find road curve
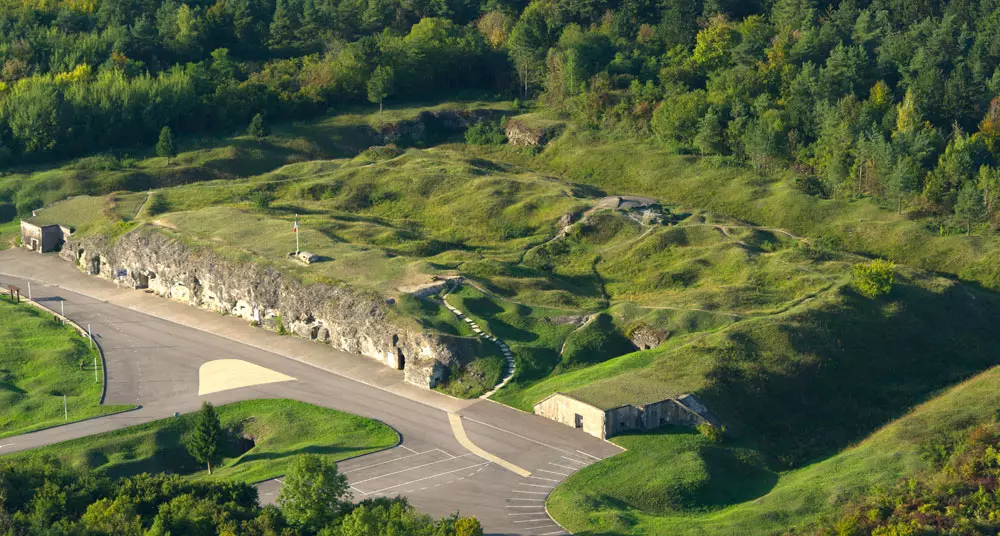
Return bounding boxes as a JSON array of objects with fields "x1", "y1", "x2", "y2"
[{"x1": 0, "y1": 248, "x2": 622, "y2": 536}]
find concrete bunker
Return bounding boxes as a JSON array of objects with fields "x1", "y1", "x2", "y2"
[
  {"x1": 20, "y1": 220, "x2": 71, "y2": 253},
  {"x1": 533, "y1": 392, "x2": 719, "y2": 440}
]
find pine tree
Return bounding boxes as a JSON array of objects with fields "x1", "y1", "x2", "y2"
[
  {"x1": 248, "y1": 113, "x2": 270, "y2": 144},
  {"x1": 156, "y1": 126, "x2": 175, "y2": 165},
  {"x1": 955, "y1": 181, "x2": 987, "y2": 236},
  {"x1": 186, "y1": 401, "x2": 222, "y2": 474},
  {"x1": 694, "y1": 109, "x2": 725, "y2": 155}
]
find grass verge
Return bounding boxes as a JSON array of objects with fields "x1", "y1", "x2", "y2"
[
  {"x1": 0, "y1": 296, "x2": 133, "y2": 438},
  {"x1": 8, "y1": 399, "x2": 398, "y2": 483}
]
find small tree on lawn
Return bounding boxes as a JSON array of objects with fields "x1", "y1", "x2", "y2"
[
  {"x1": 278, "y1": 454, "x2": 350, "y2": 531},
  {"x1": 156, "y1": 126, "x2": 176, "y2": 165},
  {"x1": 454, "y1": 517, "x2": 485, "y2": 536},
  {"x1": 186, "y1": 401, "x2": 222, "y2": 474},
  {"x1": 248, "y1": 113, "x2": 270, "y2": 144},
  {"x1": 851, "y1": 258, "x2": 895, "y2": 299},
  {"x1": 367, "y1": 65, "x2": 395, "y2": 115}
]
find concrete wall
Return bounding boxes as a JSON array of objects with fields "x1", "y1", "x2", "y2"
[
  {"x1": 534, "y1": 394, "x2": 608, "y2": 439},
  {"x1": 20, "y1": 222, "x2": 63, "y2": 253},
  {"x1": 641, "y1": 399, "x2": 705, "y2": 428},
  {"x1": 534, "y1": 393, "x2": 717, "y2": 440},
  {"x1": 605, "y1": 405, "x2": 643, "y2": 438}
]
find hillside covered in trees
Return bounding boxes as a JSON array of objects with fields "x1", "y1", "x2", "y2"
[{"x1": 5, "y1": 0, "x2": 1000, "y2": 231}]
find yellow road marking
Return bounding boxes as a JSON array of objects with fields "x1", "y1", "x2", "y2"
[
  {"x1": 448, "y1": 413, "x2": 531, "y2": 477},
  {"x1": 198, "y1": 359, "x2": 296, "y2": 396}
]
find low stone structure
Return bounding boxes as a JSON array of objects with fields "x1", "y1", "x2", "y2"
[
  {"x1": 61, "y1": 230, "x2": 485, "y2": 388},
  {"x1": 533, "y1": 392, "x2": 718, "y2": 440},
  {"x1": 20, "y1": 220, "x2": 71, "y2": 253}
]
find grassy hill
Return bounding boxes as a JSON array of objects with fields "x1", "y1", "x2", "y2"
[
  {"x1": 10, "y1": 102, "x2": 1000, "y2": 533},
  {"x1": 548, "y1": 363, "x2": 1000, "y2": 535}
]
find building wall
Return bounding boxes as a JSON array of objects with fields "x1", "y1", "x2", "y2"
[
  {"x1": 641, "y1": 399, "x2": 705, "y2": 428},
  {"x1": 20, "y1": 222, "x2": 65, "y2": 253},
  {"x1": 605, "y1": 405, "x2": 643, "y2": 438},
  {"x1": 534, "y1": 394, "x2": 609, "y2": 439}
]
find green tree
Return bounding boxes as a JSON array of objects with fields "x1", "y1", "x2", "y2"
[
  {"x1": 454, "y1": 516, "x2": 485, "y2": 536},
  {"x1": 507, "y1": 2, "x2": 551, "y2": 98},
  {"x1": 851, "y1": 259, "x2": 895, "y2": 299},
  {"x1": 185, "y1": 401, "x2": 222, "y2": 474},
  {"x1": 248, "y1": 113, "x2": 270, "y2": 143},
  {"x1": 367, "y1": 65, "x2": 395, "y2": 115},
  {"x1": 278, "y1": 454, "x2": 350, "y2": 530},
  {"x1": 955, "y1": 181, "x2": 987, "y2": 236},
  {"x1": 156, "y1": 126, "x2": 176, "y2": 165},
  {"x1": 694, "y1": 108, "x2": 726, "y2": 155}
]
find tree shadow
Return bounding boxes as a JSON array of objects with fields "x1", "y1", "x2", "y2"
[{"x1": 700, "y1": 278, "x2": 1000, "y2": 466}]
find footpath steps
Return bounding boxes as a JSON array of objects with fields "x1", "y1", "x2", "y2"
[{"x1": 441, "y1": 287, "x2": 515, "y2": 399}]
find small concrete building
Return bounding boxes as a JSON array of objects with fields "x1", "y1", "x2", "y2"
[
  {"x1": 20, "y1": 220, "x2": 71, "y2": 253},
  {"x1": 533, "y1": 392, "x2": 717, "y2": 440}
]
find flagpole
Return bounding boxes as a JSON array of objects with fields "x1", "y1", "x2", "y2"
[{"x1": 295, "y1": 214, "x2": 300, "y2": 254}]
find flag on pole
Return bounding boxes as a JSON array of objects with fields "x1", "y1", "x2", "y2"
[{"x1": 293, "y1": 216, "x2": 298, "y2": 233}]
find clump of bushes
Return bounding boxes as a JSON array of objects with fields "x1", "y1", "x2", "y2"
[
  {"x1": 696, "y1": 422, "x2": 725, "y2": 444},
  {"x1": 465, "y1": 118, "x2": 507, "y2": 146},
  {"x1": 851, "y1": 259, "x2": 895, "y2": 299}
]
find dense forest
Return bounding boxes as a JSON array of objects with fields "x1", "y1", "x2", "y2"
[
  {"x1": 0, "y1": 455, "x2": 483, "y2": 535},
  {"x1": 6, "y1": 0, "x2": 1000, "y2": 227}
]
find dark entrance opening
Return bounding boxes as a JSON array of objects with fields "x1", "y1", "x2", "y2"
[
  {"x1": 574, "y1": 414, "x2": 583, "y2": 429},
  {"x1": 396, "y1": 348, "x2": 405, "y2": 370}
]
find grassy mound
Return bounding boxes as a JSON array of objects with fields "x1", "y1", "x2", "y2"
[
  {"x1": 8, "y1": 399, "x2": 398, "y2": 483},
  {"x1": 549, "y1": 364, "x2": 1000, "y2": 535},
  {"x1": 0, "y1": 297, "x2": 133, "y2": 438}
]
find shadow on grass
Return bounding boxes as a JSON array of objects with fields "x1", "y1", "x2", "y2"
[{"x1": 700, "y1": 277, "x2": 1000, "y2": 466}]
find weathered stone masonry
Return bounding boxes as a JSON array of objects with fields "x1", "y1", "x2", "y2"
[{"x1": 61, "y1": 230, "x2": 480, "y2": 388}]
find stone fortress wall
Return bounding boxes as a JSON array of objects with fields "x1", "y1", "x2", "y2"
[{"x1": 61, "y1": 230, "x2": 481, "y2": 388}]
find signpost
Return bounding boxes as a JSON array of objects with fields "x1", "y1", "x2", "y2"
[{"x1": 7, "y1": 285, "x2": 19, "y2": 303}]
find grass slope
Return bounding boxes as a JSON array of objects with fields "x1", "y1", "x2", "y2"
[
  {"x1": 0, "y1": 297, "x2": 133, "y2": 438},
  {"x1": 549, "y1": 364, "x2": 1000, "y2": 535},
  {"x1": 9, "y1": 399, "x2": 398, "y2": 483}
]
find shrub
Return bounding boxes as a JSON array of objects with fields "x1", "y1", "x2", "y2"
[
  {"x1": 248, "y1": 190, "x2": 275, "y2": 209},
  {"x1": 465, "y1": 118, "x2": 507, "y2": 145},
  {"x1": 851, "y1": 259, "x2": 895, "y2": 299},
  {"x1": 697, "y1": 422, "x2": 725, "y2": 444}
]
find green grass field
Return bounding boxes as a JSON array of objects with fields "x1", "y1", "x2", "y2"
[
  {"x1": 9, "y1": 399, "x2": 398, "y2": 483},
  {"x1": 0, "y1": 297, "x2": 133, "y2": 438}
]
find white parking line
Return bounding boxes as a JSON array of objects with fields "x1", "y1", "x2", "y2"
[
  {"x1": 522, "y1": 524, "x2": 558, "y2": 530},
  {"x1": 511, "y1": 490, "x2": 548, "y2": 494},
  {"x1": 528, "y1": 476, "x2": 560, "y2": 482},
  {"x1": 549, "y1": 462, "x2": 579, "y2": 471},
  {"x1": 400, "y1": 445, "x2": 418, "y2": 454},
  {"x1": 518, "y1": 483, "x2": 554, "y2": 488},
  {"x1": 343, "y1": 451, "x2": 435, "y2": 474},
  {"x1": 513, "y1": 518, "x2": 551, "y2": 523},
  {"x1": 506, "y1": 505, "x2": 545, "y2": 509},
  {"x1": 351, "y1": 454, "x2": 473, "y2": 485},
  {"x1": 363, "y1": 462, "x2": 489, "y2": 495},
  {"x1": 576, "y1": 449, "x2": 601, "y2": 460},
  {"x1": 0, "y1": 444, "x2": 15, "y2": 450},
  {"x1": 540, "y1": 530, "x2": 567, "y2": 535},
  {"x1": 560, "y1": 456, "x2": 588, "y2": 465},
  {"x1": 461, "y1": 416, "x2": 611, "y2": 458},
  {"x1": 507, "y1": 498, "x2": 545, "y2": 501},
  {"x1": 537, "y1": 469, "x2": 571, "y2": 476},
  {"x1": 509, "y1": 512, "x2": 548, "y2": 516}
]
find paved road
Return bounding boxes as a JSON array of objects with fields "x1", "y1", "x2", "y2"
[{"x1": 0, "y1": 249, "x2": 622, "y2": 536}]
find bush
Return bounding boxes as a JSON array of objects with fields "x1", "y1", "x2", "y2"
[
  {"x1": 851, "y1": 259, "x2": 895, "y2": 299},
  {"x1": 697, "y1": 422, "x2": 725, "y2": 444},
  {"x1": 465, "y1": 118, "x2": 507, "y2": 146},
  {"x1": 248, "y1": 190, "x2": 275, "y2": 209}
]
